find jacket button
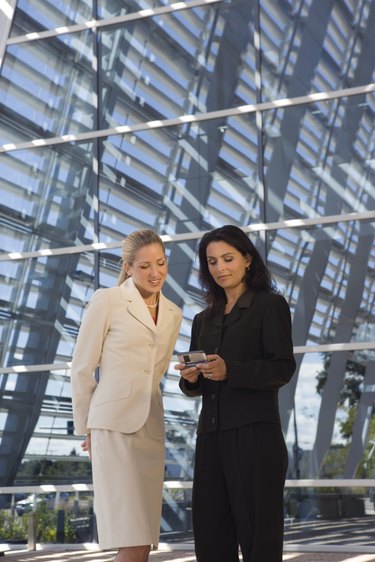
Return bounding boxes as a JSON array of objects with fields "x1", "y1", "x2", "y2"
[
  {"x1": 211, "y1": 394, "x2": 216, "y2": 400},
  {"x1": 211, "y1": 417, "x2": 216, "y2": 424}
]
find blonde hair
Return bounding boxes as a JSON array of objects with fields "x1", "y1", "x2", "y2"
[{"x1": 117, "y1": 229, "x2": 165, "y2": 285}]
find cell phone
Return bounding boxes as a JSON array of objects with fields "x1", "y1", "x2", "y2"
[{"x1": 177, "y1": 350, "x2": 208, "y2": 367}]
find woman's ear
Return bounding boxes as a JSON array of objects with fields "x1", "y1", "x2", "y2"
[{"x1": 245, "y1": 255, "x2": 252, "y2": 269}]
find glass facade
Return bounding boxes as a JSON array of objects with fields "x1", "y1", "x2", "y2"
[{"x1": 0, "y1": 0, "x2": 375, "y2": 532}]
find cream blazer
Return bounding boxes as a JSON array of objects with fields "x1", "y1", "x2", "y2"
[{"x1": 70, "y1": 277, "x2": 182, "y2": 437}]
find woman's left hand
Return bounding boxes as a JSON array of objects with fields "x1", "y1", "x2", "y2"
[
  {"x1": 81, "y1": 434, "x2": 92, "y2": 461},
  {"x1": 197, "y1": 354, "x2": 227, "y2": 381},
  {"x1": 175, "y1": 362, "x2": 200, "y2": 383}
]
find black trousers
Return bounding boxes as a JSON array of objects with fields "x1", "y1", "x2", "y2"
[{"x1": 192, "y1": 423, "x2": 288, "y2": 562}]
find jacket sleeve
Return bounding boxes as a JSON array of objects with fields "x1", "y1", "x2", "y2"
[
  {"x1": 70, "y1": 289, "x2": 111, "y2": 435},
  {"x1": 226, "y1": 294, "x2": 296, "y2": 391},
  {"x1": 179, "y1": 314, "x2": 204, "y2": 397}
]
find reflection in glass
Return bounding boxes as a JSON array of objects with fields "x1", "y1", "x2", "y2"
[
  {"x1": 11, "y1": 0, "x2": 94, "y2": 35},
  {"x1": 99, "y1": 0, "x2": 256, "y2": 128},
  {"x1": 268, "y1": 220, "x2": 375, "y2": 347},
  {"x1": 100, "y1": 117, "x2": 260, "y2": 244},
  {"x1": 260, "y1": 0, "x2": 374, "y2": 101},
  {"x1": 1, "y1": 33, "x2": 96, "y2": 144},
  {"x1": 286, "y1": 349, "x2": 375, "y2": 481},
  {"x1": 263, "y1": 94, "x2": 375, "y2": 223}
]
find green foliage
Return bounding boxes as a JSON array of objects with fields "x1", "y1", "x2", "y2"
[
  {"x1": 316, "y1": 352, "x2": 366, "y2": 444},
  {"x1": 1, "y1": 450, "x2": 95, "y2": 544},
  {"x1": 316, "y1": 353, "x2": 365, "y2": 409},
  {"x1": 0, "y1": 509, "x2": 28, "y2": 541},
  {"x1": 316, "y1": 351, "x2": 375, "y2": 478},
  {"x1": 319, "y1": 444, "x2": 348, "y2": 478},
  {"x1": 0, "y1": 502, "x2": 80, "y2": 544},
  {"x1": 356, "y1": 416, "x2": 375, "y2": 478},
  {"x1": 35, "y1": 500, "x2": 58, "y2": 542},
  {"x1": 35, "y1": 501, "x2": 85, "y2": 543},
  {"x1": 338, "y1": 406, "x2": 357, "y2": 441}
]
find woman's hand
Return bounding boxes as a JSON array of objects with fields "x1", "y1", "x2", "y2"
[
  {"x1": 81, "y1": 433, "x2": 92, "y2": 460},
  {"x1": 174, "y1": 362, "x2": 200, "y2": 384},
  {"x1": 197, "y1": 354, "x2": 227, "y2": 381}
]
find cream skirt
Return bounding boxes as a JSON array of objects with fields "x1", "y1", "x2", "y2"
[{"x1": 91, "y1": 425, "x2": 165, "y2": 550}]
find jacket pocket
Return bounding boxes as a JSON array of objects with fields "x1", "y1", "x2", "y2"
[{"x1": 91, "y1": 379, "x2": 132, "y2": 406}]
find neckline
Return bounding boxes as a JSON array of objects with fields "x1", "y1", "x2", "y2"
[
  {"x1": 150, "y1": 310, "x2": 158, "y2": 324},
  {"x1": 144, "y1": 294, "x2": 160, "y2": 308},
  {"x1": 224, "y1": 289, "x2": 246, "y2": 314}
]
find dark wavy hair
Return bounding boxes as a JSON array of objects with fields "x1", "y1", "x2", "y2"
[{"x1": 198, "y1": 225, "x2": 276, "y2": 306}]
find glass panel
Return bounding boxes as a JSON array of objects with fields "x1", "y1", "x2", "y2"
[
  {"x1": 99, "y1": 116, "x2": 260, "y2": 244},
  {"x1": 0, "y1": 252, "x2": 96, "y2": 368},
  {"x1": 263, "y1": 93, "x2": 375, "y2": 223},
  {"x1": 11, "y1": 0, "x2": 94, "y2": 36},
  {"x1": 0, "y1": 144, "x2": 95, "y2": 256},
  {"x1": 98, "y1": 0, "x2": 185, "y2": 18},
  {"x1": 260, "y1": 0, "x2": 374, "y2": 101},
  {"x1": 267, "y1": 219, "x2": 375, "y2": 348},
  {"x1": 286, "y1": 348, "x2": 375, "y2": 480},
  {"x1": 99, "y1": 0, "x2": 256, "y2": 126},
  {"x1": 1, "y1": 31, "x2": 95, "y2": 143}
]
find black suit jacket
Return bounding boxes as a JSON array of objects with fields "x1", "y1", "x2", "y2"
[{"x1": 179, "y1": 290, "x2": 296, "y2": 433}]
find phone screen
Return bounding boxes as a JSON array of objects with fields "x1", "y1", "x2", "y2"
[{"x1": 177, "y1": 350, "x2": 207, "y2": 367}]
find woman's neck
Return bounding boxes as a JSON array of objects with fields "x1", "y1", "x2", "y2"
[
  {"x1": 224, "y1": 285, "x2": 246, "y2": 313},
  {"x1": 143, "y1": 293, "x2": 159, "y2": 307}
]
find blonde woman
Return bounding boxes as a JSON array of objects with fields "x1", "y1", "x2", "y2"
[{"x1": 71, "y1": 229, "x2": 182, "y2": 562}]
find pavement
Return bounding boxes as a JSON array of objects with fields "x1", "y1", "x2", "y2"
[
  {"x1": 2, "y1": 547, "x2": 375, "y2": 562},
  {"x1": 3, "y1": 515, "x2": 375, "y2": 561}
]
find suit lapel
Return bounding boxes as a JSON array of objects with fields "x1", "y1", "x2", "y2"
[
  {"x1": 223, "y1": 290, "x2": 255, "y2": 327},
  {"x1": 155, "y1": 293, "x2": 174, "y2": 333}
]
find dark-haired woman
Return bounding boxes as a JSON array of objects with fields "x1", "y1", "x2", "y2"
[{"x1": 175, "y1": 225, "x2": 296, "y2": 562}]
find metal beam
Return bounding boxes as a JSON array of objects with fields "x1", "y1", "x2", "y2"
[{"x1": 0, "y1": 0, "x2": 16, "y2": 72}]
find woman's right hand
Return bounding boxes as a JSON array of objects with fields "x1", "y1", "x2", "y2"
[
  {"x1": 81, "y1": 433, "x2": 92, "y2": 460},
  {"x1": 174, "y1": 362, "x2": 200, "y2": 384}
]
